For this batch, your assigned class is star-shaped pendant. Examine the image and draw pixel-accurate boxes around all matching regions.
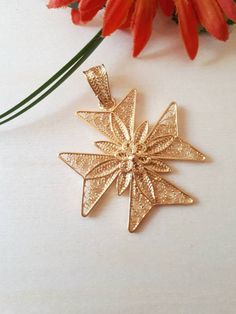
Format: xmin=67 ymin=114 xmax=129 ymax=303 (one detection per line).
xmin=59 ymin=65 xmax=206 ymax=232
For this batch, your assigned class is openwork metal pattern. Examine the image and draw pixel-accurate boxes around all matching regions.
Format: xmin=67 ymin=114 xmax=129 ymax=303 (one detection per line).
xmin=59 ymin=65 xmax=206 ymax=232
xmin=83 ymin=64 xmax=115 ymax=110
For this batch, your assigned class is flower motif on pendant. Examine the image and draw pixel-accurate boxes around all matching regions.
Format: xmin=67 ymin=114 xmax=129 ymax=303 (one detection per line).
xmin=59 ymin=66 xmax=206 ymax=232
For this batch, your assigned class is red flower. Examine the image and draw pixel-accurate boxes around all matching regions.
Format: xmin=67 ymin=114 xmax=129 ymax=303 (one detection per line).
xmin=176 ymin=0 xmax=236 ymax=58
xmin=48 ymin=0 xmax=236 ymax=59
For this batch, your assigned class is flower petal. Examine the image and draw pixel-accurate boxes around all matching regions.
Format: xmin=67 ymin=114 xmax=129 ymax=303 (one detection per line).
xmin=86 ymin=159 xmax=119 ymax=179
xmin=113 ymin=89 xmax=137 ymax=137
xmin=103 ymin=0 xmax=134 ymax=36
xmin=134 ymin=121 xmax=149 ymax=144
xmin=48 ymin=0 xmax=74 ymax=8
xmin=95 ymin=141 xmax=120 ymax=155
xmin=129 ymin=176 xmax=153 ymax=232
xmin=131 ymin=0 xmax=158 ymax=57
xmin=152 ymin=137 xmax=206 ymax=161
xmin=192 ymin=0 xmax=229 ymax=41
xmin=217 ymin=0 xmax=236 ymax=22
xmin=120 ymin=1 xmax=136 ymax=29
xmin=147 ymin=135 xmax=174 ymax=154
xmin=80 ymin=0 xmax=106 ymax=23
xmin=145 ymin=161 xmax=171 ymax=173
xmin=175 ymin=0 xmax=199 ymax=59
xmin=110 ymin=113 xmax=131 ymax=143
xmin=71 ymin=8 xmax=81 ymax=25
xmin=159 ymin=0 xmax=175 ymax=16
xmin=117 ymin=172 xmax=132 ymax=195
xmin=135 ymin=170 xmax=156 ymax=203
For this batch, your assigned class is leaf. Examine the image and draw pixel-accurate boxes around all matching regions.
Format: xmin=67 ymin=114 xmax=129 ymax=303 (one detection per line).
xmin=135 ymin=171 xmax=156 ymax=203
xmin=110 ymin=112 xmax=130 ymax=143
xmin=134 ymin=121 xmax=149 ymax=144
xmin=86 ymin=159 xmax=119 ymax=179
xmin=95 ymin=141 xmax=120 ymax=155
xmin=117 ymin=172 xmax=132 ymax=195
xmin=147 ymin=135 xmax=174 ymax=154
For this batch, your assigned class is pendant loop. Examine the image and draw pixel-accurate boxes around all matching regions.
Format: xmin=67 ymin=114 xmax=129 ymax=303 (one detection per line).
xmin=84 ymin=64 xmax=116 ymax=110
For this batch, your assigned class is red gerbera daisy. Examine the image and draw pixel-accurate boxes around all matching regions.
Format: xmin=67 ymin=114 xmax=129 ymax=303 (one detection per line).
xmin=175 ymin=0 xmax=236 ymax=58
xmin=48 ymin=0 xmax=236 ymax=59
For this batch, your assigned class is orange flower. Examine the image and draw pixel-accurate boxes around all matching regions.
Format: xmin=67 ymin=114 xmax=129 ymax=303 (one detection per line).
xmin=48 ymin=0 xmax=236 ymax=59
xmin=175 ymin=0 xmax=236 ymax=58
xmin=48 ymin=0 xmax=174 ymax=56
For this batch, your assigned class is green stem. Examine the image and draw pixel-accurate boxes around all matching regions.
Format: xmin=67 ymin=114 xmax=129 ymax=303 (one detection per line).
xmin=0 ymin=29 xmax=103 ymax=122
xmin=0 ymin=33 xmax=104 ymax=125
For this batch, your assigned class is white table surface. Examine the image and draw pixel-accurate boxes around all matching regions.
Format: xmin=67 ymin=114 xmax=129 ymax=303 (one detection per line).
xmin=1 ymin=1 xmax=236 ymax=313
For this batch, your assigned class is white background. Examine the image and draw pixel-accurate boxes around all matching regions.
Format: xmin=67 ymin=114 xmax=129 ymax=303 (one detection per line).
xmin=1 ymin=1 xmax=236 ymax=313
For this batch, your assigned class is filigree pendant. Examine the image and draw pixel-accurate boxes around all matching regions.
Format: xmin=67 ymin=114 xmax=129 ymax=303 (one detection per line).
xmin=59 ymin=65 xmax=206 ymax=232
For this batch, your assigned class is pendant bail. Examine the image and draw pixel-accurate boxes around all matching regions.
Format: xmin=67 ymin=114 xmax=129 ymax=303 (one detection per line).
xmin=84 ymin=64 xmax=116 ymax=110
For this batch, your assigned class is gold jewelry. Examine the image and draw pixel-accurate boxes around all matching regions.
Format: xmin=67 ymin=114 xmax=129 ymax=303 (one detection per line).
xmin=59 ymin=65 xmax=206 ymax=232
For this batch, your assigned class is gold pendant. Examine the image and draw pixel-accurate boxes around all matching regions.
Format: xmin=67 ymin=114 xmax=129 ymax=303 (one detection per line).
xmin=59 ymin=65 xmax=206 ymax=232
